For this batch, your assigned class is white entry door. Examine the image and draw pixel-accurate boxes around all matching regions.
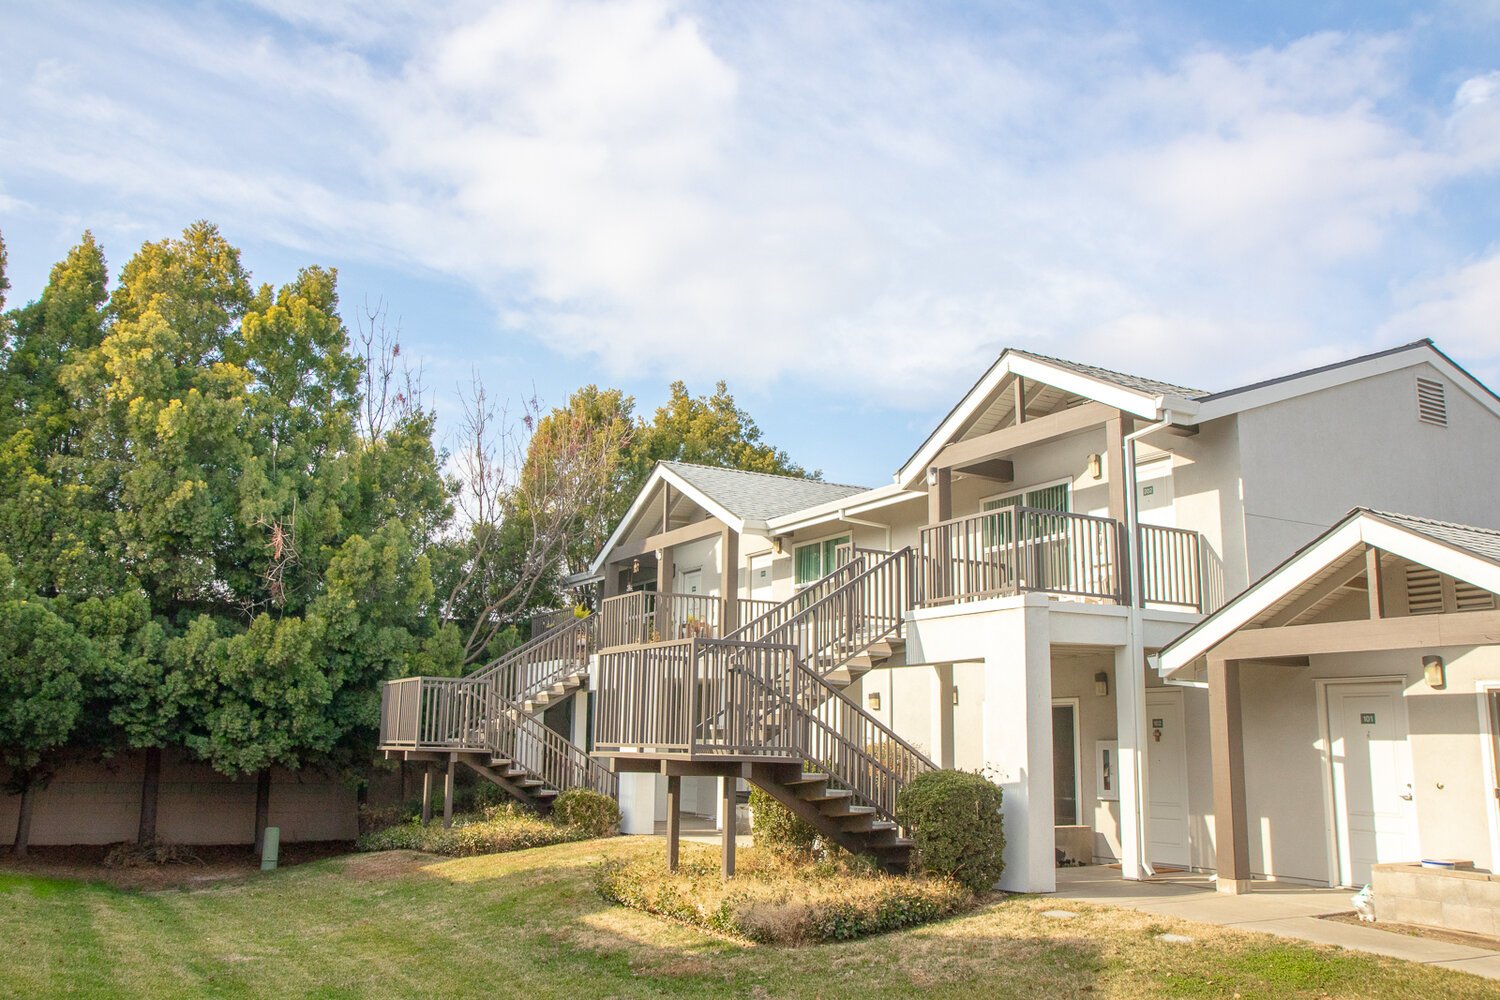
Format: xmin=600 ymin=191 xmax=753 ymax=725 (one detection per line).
xmin=1326 ymin=681 xmax=1417 ymax=886
xmin=1145 ymin=690 xmax=1190 ymax=867
xmin=679 ymin=569 xmax=702 ymax=595
xmin=750 ymin=555 xmax=774 ymax=602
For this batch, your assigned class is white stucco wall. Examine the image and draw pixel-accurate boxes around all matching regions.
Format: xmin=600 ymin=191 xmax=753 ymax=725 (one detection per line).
xmin=1236 ymin=644 xmax=1500 ymax=884
xmin=1235 ymin=363 xmax=1500 ymax=581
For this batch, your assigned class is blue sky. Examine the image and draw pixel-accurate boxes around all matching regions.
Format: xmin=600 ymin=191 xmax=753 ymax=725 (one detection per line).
xmin=2 ymin=1 xmax=1497 ymax=486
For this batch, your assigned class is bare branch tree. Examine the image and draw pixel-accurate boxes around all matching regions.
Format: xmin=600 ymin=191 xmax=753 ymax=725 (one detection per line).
xmin=440 ymin=378 xmax=627 ymax=665
xmin=357 ymin=298 xmax=426 ymax=441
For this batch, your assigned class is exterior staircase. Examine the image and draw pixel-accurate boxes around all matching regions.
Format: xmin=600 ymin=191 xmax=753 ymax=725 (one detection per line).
xmin=594 ymin=547 xmax=933 ymax=870
xmin=379 ymin=614 xmax=615 ymax=812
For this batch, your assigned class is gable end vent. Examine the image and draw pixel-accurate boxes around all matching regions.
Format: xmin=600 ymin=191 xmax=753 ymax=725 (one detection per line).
xmin=1405 ymin=565 xmax=1444 ymax=614
xmin=1416 ymin=377 xmax=1447 ymax=427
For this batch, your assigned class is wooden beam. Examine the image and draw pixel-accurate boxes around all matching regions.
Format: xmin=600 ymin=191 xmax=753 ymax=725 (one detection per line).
xmin=1214 ymin=609 xmax=1500 ymax=661
xmin=611 ymin=519 xmax=725 ymax=563
xmin=928 ymin=466 xmax=952 ymax=524
xmin=1208 ymin=658 xmax=1251 ymax=894
xmin=954 ymin=457 xmax=1014 ymax=482
xmin=421 ymin=764 xmax=434 ymax=824
xmin=1012 ymin=375 xmax=1026 ymax=425
xmin=721 ymin=776 xmax=736 ymax=879
xmin=721 ymin=527 xmax=740 ymax=630
xmin=1366 ymin=546 xmax=1385 ymax=620
xmin=666 ymin=775 xmax=681 ymax=873
xmin=935 ymin=401 xmax=1113 ymax=471
xmin=1262 ymin=552 xmax=1367 ymax=628
xmin=442 ymin=753 xmax=456 ymax=830
xmin=661 ymin=484 xmax=672 ymax=534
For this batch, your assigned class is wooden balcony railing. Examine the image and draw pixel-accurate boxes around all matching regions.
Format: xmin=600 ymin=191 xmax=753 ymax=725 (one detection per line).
xmin=593 ymin=635 xmax=934 ymax=819
xmin=1136 ymin=523 xmax=1203 ymax=611
xmin=916 ymin=507 xmax=1206 ymax=611
xmin=597 ymin=591 xmax=778 ymax=649
xmin=918 ymin=506 xmax=1124 ymax=606
xmin=379 ymin=676 xmax=488 ymax=751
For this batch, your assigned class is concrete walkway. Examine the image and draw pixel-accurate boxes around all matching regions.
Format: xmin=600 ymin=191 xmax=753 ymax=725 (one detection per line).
xmin=1053 ymin=866 xmax=1500 ymax=980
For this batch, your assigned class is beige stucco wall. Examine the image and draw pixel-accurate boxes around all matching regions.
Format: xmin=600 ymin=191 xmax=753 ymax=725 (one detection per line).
xmin=1236 ymin=644 xmax=1500 ymax=884
xmin=0 ymin=749 xmax=358 ymax=846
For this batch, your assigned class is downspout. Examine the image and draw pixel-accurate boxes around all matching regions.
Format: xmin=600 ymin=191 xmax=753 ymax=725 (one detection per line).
xmin=1122 ymin=410 xmax=1174 ymax=880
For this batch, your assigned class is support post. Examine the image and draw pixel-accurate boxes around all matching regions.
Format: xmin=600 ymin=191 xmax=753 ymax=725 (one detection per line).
xmin=721 ymin=527 xmax=739 ymax=632
xmin=1365 ymin=546 xmax=1385 ymax=620
xmin=1114 ymin=643 xmax=1146 ymax=881
xmin=1208 ymin=657 xmax=1251 ymax=894
xmin=721 ymin=776 xmax=736 ymax=879
xmin=421 ymin=763 xmax=434 ymax=824
xmin=666 ymin=775 xmax=682 ymax=872
xmin=928 ymin=466 xmax=952 ymax=524
xmin=1013 ymin=375 xmax=1027 ymax=423
xmin=443 ymin=753 xmax=456 ymax=829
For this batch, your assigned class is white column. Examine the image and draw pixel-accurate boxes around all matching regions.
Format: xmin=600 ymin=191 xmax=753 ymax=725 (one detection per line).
xmin=930 ymin=664 xmax=955 ymax=768
xmin=982 ymin=604 xmax=1055 ymax=893
xmin=1114 ymin=643 xmax=1145 ymax=881
xmin=618 ymin=771 xmax=659 ymax=835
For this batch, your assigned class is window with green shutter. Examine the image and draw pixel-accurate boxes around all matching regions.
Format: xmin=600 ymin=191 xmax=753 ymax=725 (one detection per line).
xmin=982 ymin=484 xmax=1070 ymax=544
xmin=793 ymin=534 xmax=850 ymax=585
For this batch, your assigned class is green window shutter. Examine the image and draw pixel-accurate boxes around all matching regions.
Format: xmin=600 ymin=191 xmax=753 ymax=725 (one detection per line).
xmin=1025 ymin=484 xmax=1070 ymax=512
xmin=822 ymin=535 xmax=850 ymax=570
xmin=795 ymin=544 xmax=822 ymax=585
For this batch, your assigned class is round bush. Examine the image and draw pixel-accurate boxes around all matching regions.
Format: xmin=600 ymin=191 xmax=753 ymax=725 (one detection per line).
xmin=748 ymin=785 xmax=819 ymax=857
xmin=552 ymin=788 xmax=621 ymax=838
xmin=895 ymin=769 xmax=1004 ymax=892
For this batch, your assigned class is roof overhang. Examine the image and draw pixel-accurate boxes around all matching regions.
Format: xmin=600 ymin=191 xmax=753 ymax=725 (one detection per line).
xmin=1158 ymin=509 xmax=1500 ymax=675
xmin=765 ymin=483 xmax=925 ymax=535
xmin=895 ymin=350 xmax=1200 ymax=489
xmin=587 ymin=464 xmax=752 ymax=576
xmin=1189 ymin=340 xmax=1500 ymax=424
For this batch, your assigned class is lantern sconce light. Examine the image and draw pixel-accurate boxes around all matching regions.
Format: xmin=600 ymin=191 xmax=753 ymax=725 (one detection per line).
xmin=1094 ymin=670 xmax=1110 ymax=697
xmin=868 ymin=691 xmax=882 ymax=711
xmin=1423 ymin=654 xmax=1445 ymax=690
xmin=1088 ymin=453 xmax=1103 ymax=480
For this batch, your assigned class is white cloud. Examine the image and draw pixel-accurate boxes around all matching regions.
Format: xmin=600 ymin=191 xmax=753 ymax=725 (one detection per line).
xmin=1 ymin=2 xmax=1498 ymax=403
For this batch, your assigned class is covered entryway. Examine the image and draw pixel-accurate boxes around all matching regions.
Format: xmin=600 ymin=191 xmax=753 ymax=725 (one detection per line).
xmin=1158 ymin=508 xmax=1500 ymax=894
xmin=1145 ymin=688 xmax=1190 ymax=868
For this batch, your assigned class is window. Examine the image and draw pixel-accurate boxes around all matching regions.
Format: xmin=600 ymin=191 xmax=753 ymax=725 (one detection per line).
xmin=1416 ymin=376 xmax=1447 ymax=427
xmin=982 ymin=482 xmax=1070 ymax=543
xmin=1052 ymin=701 xmax=1080 ymax=826
xmin=793 ymin=534 xmax=850 ymax=586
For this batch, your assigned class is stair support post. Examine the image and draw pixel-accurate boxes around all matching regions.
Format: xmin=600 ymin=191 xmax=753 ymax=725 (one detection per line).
xmin=421 ymin=763 xmax=434 ymax=824
xmin=666 ymin=775 xmax=682 ymax=872
xmin=442 ymin=753 xmax=456 ymax=829
xmin=721 ymin=775 xmax=736 ymax=879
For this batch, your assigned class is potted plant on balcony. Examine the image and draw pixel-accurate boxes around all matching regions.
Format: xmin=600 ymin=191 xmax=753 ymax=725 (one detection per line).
xmin=683 ymin=614 xmax=711 ymax=639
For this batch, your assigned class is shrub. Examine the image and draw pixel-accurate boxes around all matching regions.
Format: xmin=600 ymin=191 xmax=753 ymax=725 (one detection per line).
xmin=103 ymin=840 xmax=202 ymax=868
xmin=748 ymin=785 xmax=819 ymax=858
xmin=895 ymin=769 xmax=1005 ymax=893
xmin=593 ymin=845 xmax=974 ymax=945
xmin=552 ymin=788 xmax=620 ymax=838
xmin=356 ymin=807 xmax=588 ymax=857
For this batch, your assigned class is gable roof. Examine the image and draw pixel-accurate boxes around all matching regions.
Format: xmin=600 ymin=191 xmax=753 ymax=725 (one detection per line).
xmin=1157 ymin=508 xmax=1500 ymax=674
xmin=587 ymin=461 xmax=867 ymax=575
xmin=897 ymin=339 xmax=1500 ymax=490
xmin=661 ymin=462 xmax=867 ymax=523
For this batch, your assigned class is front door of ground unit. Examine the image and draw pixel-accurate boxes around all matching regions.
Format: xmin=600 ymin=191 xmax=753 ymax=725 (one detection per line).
xmin=1326 ymin=681 xmax=1417 ymax=887
xmin=1145 ymin=690 xmax=1190 ymax=868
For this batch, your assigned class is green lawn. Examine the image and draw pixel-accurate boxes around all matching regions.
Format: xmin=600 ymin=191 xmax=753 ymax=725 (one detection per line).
xmin=0 ymin=837 xmax=1488 ymax=999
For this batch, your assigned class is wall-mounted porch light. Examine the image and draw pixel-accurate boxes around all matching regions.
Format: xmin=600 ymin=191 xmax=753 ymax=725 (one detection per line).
xmin=952 ymin=686 xmax=960 ymax=706
xmin=1423 ymin=655 xmax=1446 ymax=689
xmin=868 ymin=691 xmax=882 ymax=711
xmin=1088 ymin=453 xmax=1103 ymax=480
xmin=631 ymin=557 xmax=641 ymax=575
xmin=1094 ymin=671 xmax=1110 ymax=697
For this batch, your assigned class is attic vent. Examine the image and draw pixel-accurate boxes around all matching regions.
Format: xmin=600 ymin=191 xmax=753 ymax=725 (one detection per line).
xmin=1416 ymin=377 xmax=1447 ymax=427
xmin=1405 ymin=566 xmax=1444 ymax=615
xmin=1404 ymin=564 xmax=1496 ymax=614
xmin=1456 ymin=581 xmax=1497 ymax=613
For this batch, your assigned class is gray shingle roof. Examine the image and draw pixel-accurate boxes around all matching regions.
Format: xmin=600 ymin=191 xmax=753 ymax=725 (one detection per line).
xmin=1010 ymin=349 xmax=1205 ymax=398
xmin=663 ymin=462 xmax=867 ymax=523
xmin=1367 ymin=509 xmax=1500 ymax=566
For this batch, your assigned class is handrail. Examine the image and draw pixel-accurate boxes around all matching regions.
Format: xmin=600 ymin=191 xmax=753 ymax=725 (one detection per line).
xmin=482 ymin=684 xmax=618 ymax=798
xmin=466 ymin=612 xmax=594 ymax=693
xmin=917 ymin=506 xmax=1124 ymax=606
xmin=726 ymin=554 xmax=870 ymax=645
xmin=1137 ymin=522 xmax=1203 ymax=611
xmin=598 ymin=591 xmax=777 ymax=649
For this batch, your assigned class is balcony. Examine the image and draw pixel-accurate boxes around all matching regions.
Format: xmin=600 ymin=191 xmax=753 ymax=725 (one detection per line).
xmin=597 ymin=591 xmax=780 ymax=650
xmin=916 ymin=507 xmax=1203 ymax=611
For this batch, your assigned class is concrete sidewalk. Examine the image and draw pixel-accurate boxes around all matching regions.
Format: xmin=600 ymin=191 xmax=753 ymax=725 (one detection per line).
xmin=1053 ymin=866 xmax=1500 ymax=980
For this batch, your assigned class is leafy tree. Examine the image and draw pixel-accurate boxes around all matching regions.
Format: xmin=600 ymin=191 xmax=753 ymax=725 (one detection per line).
xmin=0 ymin=560 xmax=94 ymax=856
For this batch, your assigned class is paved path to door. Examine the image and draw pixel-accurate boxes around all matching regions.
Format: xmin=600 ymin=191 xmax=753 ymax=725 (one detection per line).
xmin=1053 ymin=866 xmax=1500 ymax=980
